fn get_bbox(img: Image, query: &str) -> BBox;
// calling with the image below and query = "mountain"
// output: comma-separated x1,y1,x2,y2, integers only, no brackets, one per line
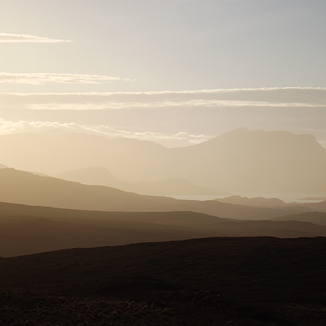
0,128,326,195
0,131,168,179
272,211,326,225
0,163,7,169
172,128,326,193
1,201,325,257
299,196,326,201
57,166,228,196
216,195,288,207
304,200,326,212
0,168,312,221
57,166,118,186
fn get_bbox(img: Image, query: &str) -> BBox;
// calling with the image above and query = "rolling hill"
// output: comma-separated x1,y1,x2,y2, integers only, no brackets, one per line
0,237,326,325
0,200,325,257
0,168,312,221
271,211,326,225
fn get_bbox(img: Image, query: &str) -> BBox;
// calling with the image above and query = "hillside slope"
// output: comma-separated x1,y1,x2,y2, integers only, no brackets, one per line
0,201,324,257
0,168,312,221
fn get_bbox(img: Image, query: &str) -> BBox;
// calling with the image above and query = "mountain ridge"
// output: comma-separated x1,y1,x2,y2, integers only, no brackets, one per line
0,200,325,257
0,168,313,220
0,128,326,194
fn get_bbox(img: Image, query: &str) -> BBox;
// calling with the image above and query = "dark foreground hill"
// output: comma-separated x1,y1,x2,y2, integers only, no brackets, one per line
0,237,326,325
2,201,326,257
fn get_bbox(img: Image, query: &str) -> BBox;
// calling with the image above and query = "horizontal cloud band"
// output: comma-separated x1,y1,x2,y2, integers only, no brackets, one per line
0,87,325,110
0,33,71,43
0,118,212,147
0,73,134,85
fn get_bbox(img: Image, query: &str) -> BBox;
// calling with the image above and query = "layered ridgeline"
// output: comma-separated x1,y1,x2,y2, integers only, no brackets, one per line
0,128,326,195
57,167,228,196
1,201,326,257
0,168,313,220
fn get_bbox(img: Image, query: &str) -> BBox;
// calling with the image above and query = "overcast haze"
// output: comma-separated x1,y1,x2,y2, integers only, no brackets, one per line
1,0,326,147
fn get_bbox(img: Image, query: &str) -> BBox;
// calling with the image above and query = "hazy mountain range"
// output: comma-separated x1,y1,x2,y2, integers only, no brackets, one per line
216,195,289,207
57,166,228,196
0,168,315,221
0,128,326,195
272,211,326,225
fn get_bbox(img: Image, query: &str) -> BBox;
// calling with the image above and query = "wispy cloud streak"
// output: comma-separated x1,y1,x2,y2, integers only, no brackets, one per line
25,100,326,111
0,33,71,43
1,87,325,109
0,73,134,85
0,118,211,146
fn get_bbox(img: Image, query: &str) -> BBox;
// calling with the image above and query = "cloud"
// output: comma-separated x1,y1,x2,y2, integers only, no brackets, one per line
0,118,212,147
0,73,134,85
1,87,325,110
24,100,325,111
0,33,71,43
0,87,325,147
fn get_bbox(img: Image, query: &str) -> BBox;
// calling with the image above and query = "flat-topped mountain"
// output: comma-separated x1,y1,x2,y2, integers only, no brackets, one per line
216,195,288,207
173,128,326,193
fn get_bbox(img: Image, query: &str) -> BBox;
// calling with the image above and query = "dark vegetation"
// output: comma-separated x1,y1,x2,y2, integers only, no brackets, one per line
1,237,326,325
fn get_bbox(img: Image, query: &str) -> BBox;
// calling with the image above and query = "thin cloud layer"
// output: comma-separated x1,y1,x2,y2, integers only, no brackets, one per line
1,87,325,147
1,87,325,110
0,33,71,43
0,73,134,85
26,100,325,111
0,118,211,147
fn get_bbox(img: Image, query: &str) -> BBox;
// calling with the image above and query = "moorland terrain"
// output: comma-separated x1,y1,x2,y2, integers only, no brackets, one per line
0,237,326,325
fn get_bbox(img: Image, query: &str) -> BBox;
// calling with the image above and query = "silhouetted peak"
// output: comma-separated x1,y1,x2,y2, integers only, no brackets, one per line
197,128,322,149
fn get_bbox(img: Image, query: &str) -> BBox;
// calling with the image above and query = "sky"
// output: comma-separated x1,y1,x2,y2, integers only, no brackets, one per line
0,0,326,147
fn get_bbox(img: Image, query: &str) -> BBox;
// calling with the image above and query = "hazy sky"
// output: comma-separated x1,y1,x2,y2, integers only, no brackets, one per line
1,0,326,147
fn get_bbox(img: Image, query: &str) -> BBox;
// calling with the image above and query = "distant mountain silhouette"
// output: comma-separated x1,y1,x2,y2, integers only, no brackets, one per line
299,196,326,201
57,166,228,196
173,128,326,194
272,211,326,225
296,200,326,212
0,128,326,194
57,166,118,186
0,201,325,257
0,168,312,220
216,195,289,207
0,163,8,169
